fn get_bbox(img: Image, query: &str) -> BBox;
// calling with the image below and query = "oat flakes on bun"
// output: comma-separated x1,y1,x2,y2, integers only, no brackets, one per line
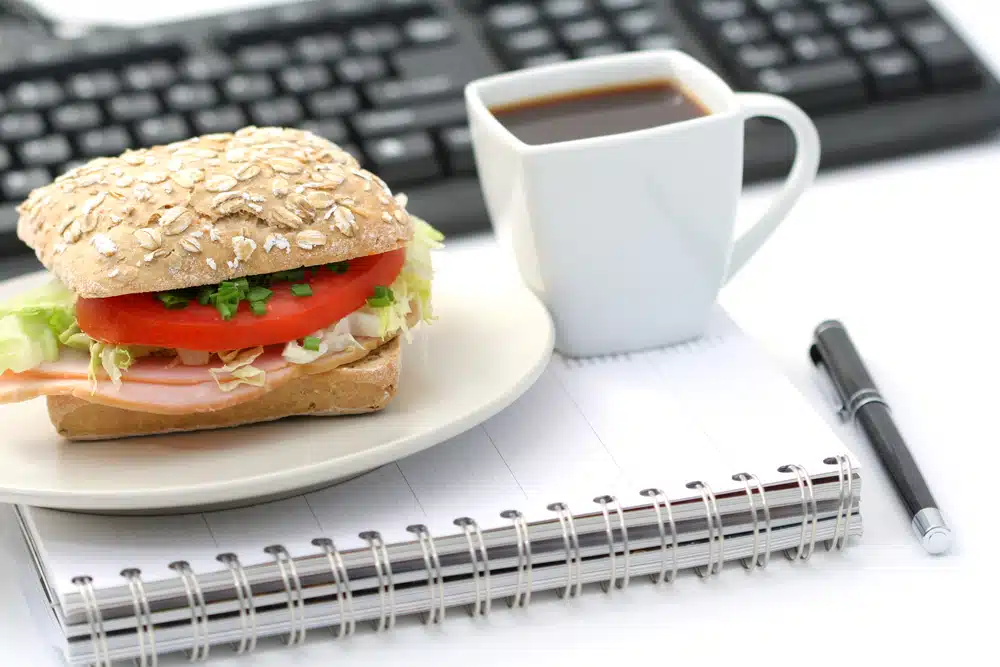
0,126,443,440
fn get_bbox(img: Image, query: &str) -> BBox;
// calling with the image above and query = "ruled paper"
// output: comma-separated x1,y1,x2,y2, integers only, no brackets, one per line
21,308,853,599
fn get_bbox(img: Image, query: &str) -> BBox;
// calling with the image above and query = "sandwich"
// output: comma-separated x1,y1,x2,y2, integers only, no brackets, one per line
0,126,443,440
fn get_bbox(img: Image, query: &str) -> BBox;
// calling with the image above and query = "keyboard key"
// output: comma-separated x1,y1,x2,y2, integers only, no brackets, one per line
578,41,627,58
336,56,389,84
353,100,467,137
308,88,362,117
441,126,474,173
561,18,612,47
404,18,456,46
300,119,350,144
78,126,132,157
902,18,979,88
18,135,72,166
295,35,348,63
487,4,541,33
68,70,121,100
634,33,680,50
366,75,457,107
736,42,788,70
224,73,276,102
600,0,645,12
0,112,45,142
543,0,593,22
166,83,220,112
752,0,801,12
182,52,234,81
108,92,162,122
865,49,922,97
692,1,748,22
249,97,305,126
2,168,50,201
235,42,291,70
502,28,558,62
770,9,822,36
616,10,664,37
365,132,440,184
872,0,932,19
192,106,248,134
279,64,333,94
10,80,64,110
845,24,897,52
136,115,191,146
824,2,876,29
717,18,769,46
755,59,866,110
790,34,842,61
50,102,103,132
124,60,177,90
328,0,382,19
351,25,403,53
522,52,570,68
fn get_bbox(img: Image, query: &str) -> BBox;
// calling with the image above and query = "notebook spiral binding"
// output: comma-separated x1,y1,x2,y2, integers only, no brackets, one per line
72,456,858,666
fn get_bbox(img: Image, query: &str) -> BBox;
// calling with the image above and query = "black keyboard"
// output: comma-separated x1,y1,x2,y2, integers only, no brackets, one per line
1,0,999,262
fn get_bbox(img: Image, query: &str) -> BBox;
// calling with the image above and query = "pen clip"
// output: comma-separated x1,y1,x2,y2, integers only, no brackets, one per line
809,355,850,423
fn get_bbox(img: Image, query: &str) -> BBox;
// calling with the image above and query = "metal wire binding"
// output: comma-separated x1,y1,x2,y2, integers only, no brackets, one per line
407,525,446,624
216,553,257,654
455,517,492,616
824,455,855,550
779,464,818,560
122,568,158,667
169,561,209,662
548,502,582,598
73,576,110,667
641,489,678,585
360,531,396,632
732,473,772,569
594,495,630,592
500,510,533,608
686,481,724,578
264,545,307,646
311,538,355,639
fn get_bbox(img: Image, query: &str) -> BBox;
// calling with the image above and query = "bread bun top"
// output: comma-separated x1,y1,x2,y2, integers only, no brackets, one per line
16,126,413,298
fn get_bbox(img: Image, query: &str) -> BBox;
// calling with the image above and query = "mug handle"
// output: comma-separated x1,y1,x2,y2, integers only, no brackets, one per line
723,92,821,284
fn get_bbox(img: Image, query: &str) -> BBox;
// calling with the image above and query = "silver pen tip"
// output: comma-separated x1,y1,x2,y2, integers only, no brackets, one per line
912,508,952,555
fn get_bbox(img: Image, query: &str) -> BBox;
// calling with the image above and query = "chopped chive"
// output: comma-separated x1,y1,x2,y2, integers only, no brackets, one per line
196,287,213,305
367,285,395,307
247,286,272,303
157,293,189,309
250,301,268,316
327,261,349,274
291,283,313,297
303,336,321,351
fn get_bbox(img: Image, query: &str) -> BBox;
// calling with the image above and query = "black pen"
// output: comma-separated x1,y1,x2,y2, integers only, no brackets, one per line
809,320,952,555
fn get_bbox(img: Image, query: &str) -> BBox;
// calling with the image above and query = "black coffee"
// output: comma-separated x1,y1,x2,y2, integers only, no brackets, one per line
490,79,709,146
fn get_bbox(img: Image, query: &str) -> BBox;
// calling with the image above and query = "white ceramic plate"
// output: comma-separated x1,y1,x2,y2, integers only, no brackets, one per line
0,263,553,512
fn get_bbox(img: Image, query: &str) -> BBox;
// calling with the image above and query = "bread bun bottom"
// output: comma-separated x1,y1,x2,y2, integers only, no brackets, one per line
47,337,401,441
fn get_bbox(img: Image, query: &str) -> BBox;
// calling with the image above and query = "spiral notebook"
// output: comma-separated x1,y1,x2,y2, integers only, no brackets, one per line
9,309,862,666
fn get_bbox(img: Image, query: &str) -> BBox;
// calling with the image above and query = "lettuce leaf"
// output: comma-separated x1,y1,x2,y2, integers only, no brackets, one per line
0,279,80,374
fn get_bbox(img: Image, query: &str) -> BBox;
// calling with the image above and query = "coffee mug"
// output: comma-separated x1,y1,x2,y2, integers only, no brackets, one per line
465,50,821,357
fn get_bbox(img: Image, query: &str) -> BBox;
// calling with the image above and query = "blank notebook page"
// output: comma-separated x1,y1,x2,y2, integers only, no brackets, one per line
22,308,855,603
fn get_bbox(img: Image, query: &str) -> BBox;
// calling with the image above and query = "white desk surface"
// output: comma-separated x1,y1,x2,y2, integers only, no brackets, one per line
3,0,1000,664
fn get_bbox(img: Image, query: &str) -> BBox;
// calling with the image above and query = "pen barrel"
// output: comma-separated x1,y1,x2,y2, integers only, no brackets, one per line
855,403,938,516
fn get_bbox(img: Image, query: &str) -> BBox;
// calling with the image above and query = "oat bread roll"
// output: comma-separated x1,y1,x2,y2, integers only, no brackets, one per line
16,126,414,298
48,337,402,441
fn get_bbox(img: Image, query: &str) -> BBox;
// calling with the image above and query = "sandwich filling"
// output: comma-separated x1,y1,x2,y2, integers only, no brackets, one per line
0,217,442,411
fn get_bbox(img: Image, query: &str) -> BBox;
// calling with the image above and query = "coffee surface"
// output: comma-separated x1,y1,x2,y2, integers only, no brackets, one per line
490,79,709,145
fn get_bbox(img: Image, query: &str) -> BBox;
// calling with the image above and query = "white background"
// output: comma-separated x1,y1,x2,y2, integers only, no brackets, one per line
3,0,1000,664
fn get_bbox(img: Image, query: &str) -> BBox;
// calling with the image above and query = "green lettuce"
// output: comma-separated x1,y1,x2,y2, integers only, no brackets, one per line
0,279,80,374
366,217,444,340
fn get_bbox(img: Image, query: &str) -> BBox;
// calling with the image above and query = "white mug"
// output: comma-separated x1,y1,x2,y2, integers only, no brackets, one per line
465,50,821,357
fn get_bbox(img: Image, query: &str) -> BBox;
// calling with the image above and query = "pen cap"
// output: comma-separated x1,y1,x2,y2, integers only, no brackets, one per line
810,320,880,407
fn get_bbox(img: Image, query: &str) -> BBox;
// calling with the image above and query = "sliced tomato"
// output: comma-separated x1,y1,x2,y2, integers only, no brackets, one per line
76,249,406,351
